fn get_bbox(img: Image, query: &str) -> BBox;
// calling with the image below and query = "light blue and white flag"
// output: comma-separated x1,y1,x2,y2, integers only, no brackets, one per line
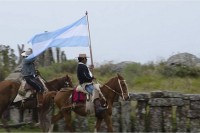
27,16,89,59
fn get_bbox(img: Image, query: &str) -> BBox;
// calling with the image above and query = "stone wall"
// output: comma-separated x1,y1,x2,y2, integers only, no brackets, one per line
9,91,200,132
68,91,200,132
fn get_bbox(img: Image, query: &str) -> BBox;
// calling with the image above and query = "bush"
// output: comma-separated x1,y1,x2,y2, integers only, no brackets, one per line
122,63,142,87
60,60,77,73
97,62,115,76
38,60,77,80
158,63,200,78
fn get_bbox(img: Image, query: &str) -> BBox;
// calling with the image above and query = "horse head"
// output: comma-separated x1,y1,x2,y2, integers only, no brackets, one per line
62,74,74,88
45,74,74,91
116,73,130,101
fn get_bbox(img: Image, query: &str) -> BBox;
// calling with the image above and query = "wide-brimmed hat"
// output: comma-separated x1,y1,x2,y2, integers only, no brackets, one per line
77,54,89,58
21,48,32,57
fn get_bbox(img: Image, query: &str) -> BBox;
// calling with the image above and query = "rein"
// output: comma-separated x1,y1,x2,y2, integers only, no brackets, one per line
101,81,121,95
97,77,127,100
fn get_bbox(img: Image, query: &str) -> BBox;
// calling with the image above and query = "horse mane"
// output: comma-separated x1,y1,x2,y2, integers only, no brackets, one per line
45,76,65,85
100,74,125,99
47,77,60,83
48,74,70,83
103,76,118,86
45,75,72,91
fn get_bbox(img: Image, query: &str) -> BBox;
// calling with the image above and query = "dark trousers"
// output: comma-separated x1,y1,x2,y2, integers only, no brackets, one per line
24,76,44,93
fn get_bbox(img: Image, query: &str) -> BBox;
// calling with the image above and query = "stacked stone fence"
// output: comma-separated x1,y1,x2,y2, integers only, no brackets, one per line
71,91,200,132
8,91,200,132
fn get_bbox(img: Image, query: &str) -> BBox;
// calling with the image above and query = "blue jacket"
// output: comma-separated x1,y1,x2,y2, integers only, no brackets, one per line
21,57,37,77
77,62,94,84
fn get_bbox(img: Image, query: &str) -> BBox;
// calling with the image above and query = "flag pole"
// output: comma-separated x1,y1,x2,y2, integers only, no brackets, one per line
85,11,94,70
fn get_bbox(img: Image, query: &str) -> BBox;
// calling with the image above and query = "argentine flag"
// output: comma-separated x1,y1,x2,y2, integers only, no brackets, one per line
27,16,89,59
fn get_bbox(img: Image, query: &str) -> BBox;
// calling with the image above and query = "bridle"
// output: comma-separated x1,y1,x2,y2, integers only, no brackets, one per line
64,81,70,87
63,78,73,88
118,79,129,100
99,77,129,100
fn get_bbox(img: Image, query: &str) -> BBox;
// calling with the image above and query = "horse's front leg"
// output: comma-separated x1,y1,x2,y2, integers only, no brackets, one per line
104,115,113,132
47,111,64,132
95,118,103,132
1,112,10,132
51,111,63,124
63,110,74,132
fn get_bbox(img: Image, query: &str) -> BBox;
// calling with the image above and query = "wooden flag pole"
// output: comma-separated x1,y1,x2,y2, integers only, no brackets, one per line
85,11,94,70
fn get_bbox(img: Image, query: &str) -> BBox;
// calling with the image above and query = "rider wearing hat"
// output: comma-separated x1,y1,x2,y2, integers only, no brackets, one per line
21,48,44,107
77,53,106,117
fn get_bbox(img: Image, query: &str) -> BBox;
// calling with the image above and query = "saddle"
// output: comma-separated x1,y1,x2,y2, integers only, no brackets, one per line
71,83,95,103
70,86,93,114
14,80,35,103
15,75,47,104
72,87,86,103
71,84,106,114
18,80,35,97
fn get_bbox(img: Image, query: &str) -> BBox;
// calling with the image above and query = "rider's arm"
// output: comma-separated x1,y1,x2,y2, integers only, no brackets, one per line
24,57,36,64
83,67,94,81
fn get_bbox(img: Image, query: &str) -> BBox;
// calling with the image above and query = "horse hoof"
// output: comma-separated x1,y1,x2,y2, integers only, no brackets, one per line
34,122,40,127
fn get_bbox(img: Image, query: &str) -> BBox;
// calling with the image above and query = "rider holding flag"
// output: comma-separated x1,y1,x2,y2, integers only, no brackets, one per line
76,53,107,117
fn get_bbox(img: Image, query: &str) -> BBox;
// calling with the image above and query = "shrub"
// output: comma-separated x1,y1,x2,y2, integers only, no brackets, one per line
38,60,77,80
158,63,200,78
122,63,142,87
97,62,115,76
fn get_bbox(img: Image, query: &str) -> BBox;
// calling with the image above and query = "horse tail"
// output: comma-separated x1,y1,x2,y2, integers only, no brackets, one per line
40,91,57,132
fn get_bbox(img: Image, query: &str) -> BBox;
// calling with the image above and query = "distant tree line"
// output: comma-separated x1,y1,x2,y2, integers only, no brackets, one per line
0,45,17,80
0,44,67,81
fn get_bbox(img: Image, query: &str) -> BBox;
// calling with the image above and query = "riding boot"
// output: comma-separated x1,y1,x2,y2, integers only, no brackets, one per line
93,98,107,117
37,92,43,107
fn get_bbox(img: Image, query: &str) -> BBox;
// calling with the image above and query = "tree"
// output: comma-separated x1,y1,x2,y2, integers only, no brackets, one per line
0,45,17,80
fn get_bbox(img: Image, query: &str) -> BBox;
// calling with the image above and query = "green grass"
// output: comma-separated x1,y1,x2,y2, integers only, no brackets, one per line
130,76,200,94
37,61,200,95
0,124,41,132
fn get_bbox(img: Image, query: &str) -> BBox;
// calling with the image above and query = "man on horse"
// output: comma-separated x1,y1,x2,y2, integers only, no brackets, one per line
21,48,44,107
76,53,106,117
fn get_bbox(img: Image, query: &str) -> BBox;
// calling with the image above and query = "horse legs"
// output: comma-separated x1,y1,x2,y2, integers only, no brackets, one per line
1,111,10,132
104,115,113,132
95,118,103,132
48,124,54,133
1,119,10,132
63,111,74,132
51,111,63,124
39,110,51,133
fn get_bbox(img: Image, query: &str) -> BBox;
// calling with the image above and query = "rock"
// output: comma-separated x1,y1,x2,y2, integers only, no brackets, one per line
167,52,200,67
112,61,137,72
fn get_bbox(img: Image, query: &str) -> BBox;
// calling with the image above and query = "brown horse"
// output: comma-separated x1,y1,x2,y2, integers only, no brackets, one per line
40,73,130,132
0,74,73,132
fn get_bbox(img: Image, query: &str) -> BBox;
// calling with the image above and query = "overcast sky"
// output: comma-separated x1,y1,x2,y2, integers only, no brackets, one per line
1,0,200,65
